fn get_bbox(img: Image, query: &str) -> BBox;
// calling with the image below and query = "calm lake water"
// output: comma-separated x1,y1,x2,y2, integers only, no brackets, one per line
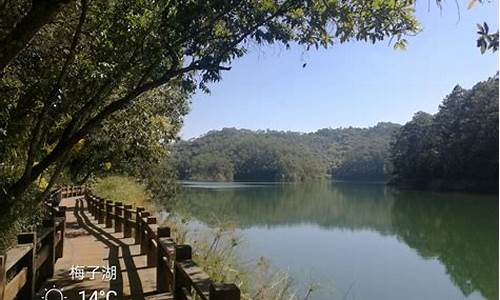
174,181,498,300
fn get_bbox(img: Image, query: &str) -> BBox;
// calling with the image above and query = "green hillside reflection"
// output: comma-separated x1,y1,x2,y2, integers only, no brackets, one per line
174,182,498,299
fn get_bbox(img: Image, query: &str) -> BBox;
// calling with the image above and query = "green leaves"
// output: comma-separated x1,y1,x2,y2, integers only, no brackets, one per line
390,76,499,186
476,22,499,54
172,123,401,182
1,0,424,205
393,38,407,50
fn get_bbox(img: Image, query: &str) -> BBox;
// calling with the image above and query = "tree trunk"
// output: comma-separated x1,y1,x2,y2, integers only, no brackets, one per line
0,0,74,72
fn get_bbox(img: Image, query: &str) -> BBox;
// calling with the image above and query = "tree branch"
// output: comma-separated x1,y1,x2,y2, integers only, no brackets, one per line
0,0,75,72
24,0,88,178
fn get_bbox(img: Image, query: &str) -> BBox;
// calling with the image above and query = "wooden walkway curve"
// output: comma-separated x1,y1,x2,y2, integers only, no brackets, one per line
0,186,240,300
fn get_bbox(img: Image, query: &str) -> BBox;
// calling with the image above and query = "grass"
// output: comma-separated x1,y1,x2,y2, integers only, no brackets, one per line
91,176,148,207
161,215,317,300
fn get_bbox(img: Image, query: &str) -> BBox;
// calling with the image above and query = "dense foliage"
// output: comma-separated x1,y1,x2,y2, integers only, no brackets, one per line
172,123,400,181
390,75,499,191
0,0,422,220
66,87,188,184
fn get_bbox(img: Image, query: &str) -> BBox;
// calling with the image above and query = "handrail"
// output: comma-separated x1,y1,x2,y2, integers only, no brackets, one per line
0,185,240,300
84,189,241,300
0,186,70,300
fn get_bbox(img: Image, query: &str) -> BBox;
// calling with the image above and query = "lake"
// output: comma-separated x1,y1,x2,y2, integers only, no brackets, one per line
173,181,498,300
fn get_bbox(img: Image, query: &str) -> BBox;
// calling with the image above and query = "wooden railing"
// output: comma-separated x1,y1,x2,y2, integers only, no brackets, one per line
0,186,240,300
84,190,241,300
0,187,68,300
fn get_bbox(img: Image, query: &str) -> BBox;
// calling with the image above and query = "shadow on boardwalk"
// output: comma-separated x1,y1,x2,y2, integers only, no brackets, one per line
38,197,161,300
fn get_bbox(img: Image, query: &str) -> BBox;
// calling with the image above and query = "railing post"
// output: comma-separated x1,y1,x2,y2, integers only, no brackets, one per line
55,206,66,259
123,205,133,238
114,202,123,233
92,196,98,219
156,226,172,293
98,199,105,224
209,283,241,300
17,232,36,300
139,212,151,254
38,219,56,289
0,255,5,300
57,188,62,204
105,200,113,228
91,196,96,216
90,195,99,220
134,207,145,244
146,216,157,267
85,191,93,216
174,244,192,298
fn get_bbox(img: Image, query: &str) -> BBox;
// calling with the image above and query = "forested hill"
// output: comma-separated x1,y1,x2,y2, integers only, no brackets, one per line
171,122,401,182
390,75,499,192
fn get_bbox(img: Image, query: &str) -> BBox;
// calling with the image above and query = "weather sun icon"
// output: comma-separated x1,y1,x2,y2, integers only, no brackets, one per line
41,285,67,300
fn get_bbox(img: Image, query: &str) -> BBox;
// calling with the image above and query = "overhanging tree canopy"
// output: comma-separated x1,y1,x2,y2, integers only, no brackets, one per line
1,0,422,214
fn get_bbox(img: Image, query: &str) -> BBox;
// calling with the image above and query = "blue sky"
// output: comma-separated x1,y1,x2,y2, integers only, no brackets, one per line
181,1,499,139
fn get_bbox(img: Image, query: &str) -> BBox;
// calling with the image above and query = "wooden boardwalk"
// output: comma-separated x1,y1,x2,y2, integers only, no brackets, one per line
0,186,240,300
38,196,171,300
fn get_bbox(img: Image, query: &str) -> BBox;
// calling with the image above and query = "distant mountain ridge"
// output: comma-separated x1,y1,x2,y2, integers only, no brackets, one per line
171,122,401,182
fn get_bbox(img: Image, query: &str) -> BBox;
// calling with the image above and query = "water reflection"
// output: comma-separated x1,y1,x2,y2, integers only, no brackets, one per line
174,181,498,299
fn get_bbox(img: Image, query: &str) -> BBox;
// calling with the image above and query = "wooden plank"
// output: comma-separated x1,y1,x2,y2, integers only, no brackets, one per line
5,245,32,272
209,283,240,300
37,227,53,243
3,267,27,300
16,232,36,299
35,244,50,270
148,224,159,235
56,232,62,243
175,260,212,300
55,215,65,259
158,237,175,258
54,217,65,227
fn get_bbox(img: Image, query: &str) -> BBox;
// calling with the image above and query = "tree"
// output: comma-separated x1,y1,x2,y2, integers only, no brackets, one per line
1,0,421,216
67,86,189,184
0,0,76,72
390,76,499,191
390,111,435,181
466,0,499,53
476,22,499,54
171,123,400,182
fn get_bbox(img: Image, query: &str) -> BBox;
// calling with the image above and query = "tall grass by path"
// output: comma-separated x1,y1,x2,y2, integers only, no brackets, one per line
91,176,147,207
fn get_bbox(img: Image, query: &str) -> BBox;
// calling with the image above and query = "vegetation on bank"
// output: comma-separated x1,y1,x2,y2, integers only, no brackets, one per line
162,214,322,300
390,75,499,192
172,122,400,182
91,176,147,207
